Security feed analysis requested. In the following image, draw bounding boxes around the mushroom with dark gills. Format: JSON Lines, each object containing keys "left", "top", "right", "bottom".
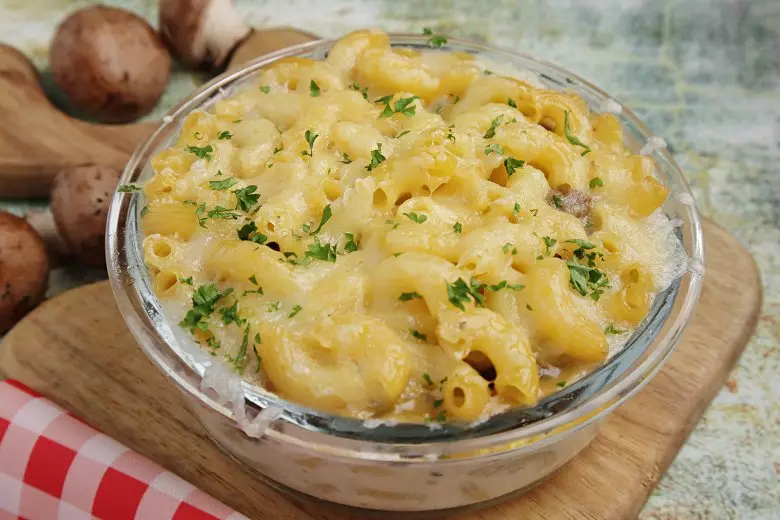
{"left": 0, "top": 211, "right": 49, "bottom": 333}
{"left": 49, "top": 5, "right": 171, "bottom": 123}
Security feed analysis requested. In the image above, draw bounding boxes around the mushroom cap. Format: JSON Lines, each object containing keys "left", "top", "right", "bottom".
{"left": 51, "top": 165, "right": 121, "bottom": 268}
{"left": 159, "top": 0, "right": 251, "bottom": 70}
{"left": 50, "top": 5, "right": 171, "bottom": 123}
{"left": 0, "top": 211, "right": 49, "bottom": 333}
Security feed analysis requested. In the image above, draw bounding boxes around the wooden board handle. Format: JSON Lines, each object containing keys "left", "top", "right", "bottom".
{"left": 0, "top": 28, "right": 317, "bottom": 198}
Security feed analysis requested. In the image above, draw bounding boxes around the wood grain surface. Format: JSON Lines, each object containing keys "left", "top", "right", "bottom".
{"left": 0, "top": 220, "right": 761, "bottom": 520}
{"left": 0, "top": 29, "right": 317, "bottom": 198}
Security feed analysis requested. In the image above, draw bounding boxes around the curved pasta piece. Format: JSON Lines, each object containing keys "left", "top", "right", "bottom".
{"left": 204, "top": 239, "right": 300, "bottom": 295}
{"left": 261, "top": 313, "right": 410, "bottom": 415}
{"left": 524, "top": 258, "right": 608, "bottom": 363}
{"left": 437, "top": 307, "right": 540, "bottom": 406}
{"left": 326, "top": 29, "right": 390, "bottom": 73}
{"left": 354, "top": 47, "right": 440, "bottom": 101}
{"left": 451, "top": 76, "right": 540, "bottom": 122}
{"left": 442, "top": 362, "right": 490, "bottom": 422}
{"left": 141, "top": 202, "right": 198, "bottom": 239}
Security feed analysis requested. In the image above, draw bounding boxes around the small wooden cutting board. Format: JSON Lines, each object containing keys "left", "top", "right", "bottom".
{"left": 0, "top": 220, "right": 761, "bottom": 519}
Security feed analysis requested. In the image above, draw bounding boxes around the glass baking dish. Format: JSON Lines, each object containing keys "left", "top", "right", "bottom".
{"left": 106, "top": 34, "right": 704, "bottom": 514}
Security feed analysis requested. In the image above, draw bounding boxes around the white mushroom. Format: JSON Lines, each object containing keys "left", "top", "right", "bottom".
{"left": 50, "top": 5, "right": 171, "bottom": 123}
{"left": 159, "top": 0, "right": 252, "bottom": 70}
{"left": 0, "top": 211, "right": 49, "bottom": 333}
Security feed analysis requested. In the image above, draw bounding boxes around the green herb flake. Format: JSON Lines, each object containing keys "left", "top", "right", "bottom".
{"left": 184, "top": 144, "right": 214, "bottom": 160}
{"left": 423, "top": 373, "right": 434, "bottom": 386}
{"left": 590, "top": 177, "right": 604, "bottom": 189}
{"left": 117, "top": 184, "right": 142, "bottom": 193}
{"left": 140, "top": 205, "right": 150, "bottom": 217}
{"left": 233, "top": 185, "right": 261, "bottom": 212}
{"left": 410, "top": 329, "right": 427, "bottom": 341}
{"left": 209, "top": 177, "right": 238, "bottom": 190}
{"left": 249, "top": 275, "right": 259, "bottom": 286}
{"left": 552, "top": 194, "right": 564, "bottom": 209}
{"left": 259, "top": 85, "right": 271, "bottom": 93}
{"left": 433, "top": 399, "right": 444, "bottom": 408}
{"left": 349, "top": 81, "right": 368, "bottom": 99}
{"left": 366, "top": 143, "right": 386, "bottom": 171}
{"left": 266, "top": 301, "right": 281, "bottom": 312}
{"left": 344, "top": 232, "right": 358, "bottom": 253}
{"left": 542, "top": 236, "right": 557, "bottom": 255}
{"left": 566, "top": 260, "right": 610, "bottom": 301}
{"left": 507, "top": 98, "right": 517, "bottom": 108}
{"left": 513, "top": 202, "right": 522, "bottom": 215}
{"left": 304, "top": 237, "right": 337, "bottom": 263}
{"left": 502, "top": 242, "right": 514, "bottom": 254}
{"left": 483, "top": 115, "right": 504, "bottom": 139}
{"left": 310, "top": 205, "right": 332, "bottom": 234}
{"left": 504, "top": 157, "right": 525, "bottom": 176}
{"left": 217, "top": 130, "right": 233, "bottom": 140}
{"left": 604, "top": 324, "right": 626, "bottom": 335}
{"left": 563, "top": 110, "right": 592, "bottom": 156}
{"left": 446, "top": 277, "right": 486, "bottom": 310}
{"left": 288, "top": 305, "right": 303, "bottom": 318}
{"left": 396, "top": 130, "right": 411, "bottom": 138}
{"left": 309, "top": 80, "right": 321, "bottom": 97}
{"left": 556, "top": 380, "right": 567, "bottom": 388}
{"left": 301, "top": 129, "right": 319, "bottom": 157}
{"left": 179, "top": 276, "right": 193, "bottom": 285}
{"left": 486, "top": 280, "right": 525, "bottom": 292}
{"left": 207, "top": 206, "right": 242, "bottom": 221}
{"left": 179, "top": 284, "right": 233, "bottom": 333}
{"left": 530, "top": 208, "right": 539, "bottom": 217}
{"left": 237, "top": 221, "right": 268, "bottom": 244}
{"left": 233, "top": 325, "right": 251, "bottom": 371}
{"left": 399, "top": 292, "right": 423, "bottom": 302}
{"left": 340, "top": 152, "right": 352, "bottom": 164}
{"left": 403, "top": 212, "right": 427, "bottom": 224}
{"left": 422, "top": 28, "right": 447, "bottom": 48}
{"left": 220, "top": 301, "right": 246, "bottom": 326}
{"left": 453, "top": 222, "right": 462, "bottom": 234}
{"left": 484, "top": 143, "right": 504, "bottom": 156}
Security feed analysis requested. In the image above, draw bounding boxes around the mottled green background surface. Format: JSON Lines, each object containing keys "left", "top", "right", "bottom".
{"left": 1, "top": 0, "right": 778, "bottom": 518}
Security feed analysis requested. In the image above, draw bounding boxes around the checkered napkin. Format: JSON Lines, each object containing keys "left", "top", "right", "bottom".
{"left": 0, "top": 380, "right": 248, "bottom": 520}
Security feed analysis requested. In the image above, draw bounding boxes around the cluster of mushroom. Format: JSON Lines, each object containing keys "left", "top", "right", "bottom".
{"left": 0, "top": 0, "right": 259, "bottom": 333}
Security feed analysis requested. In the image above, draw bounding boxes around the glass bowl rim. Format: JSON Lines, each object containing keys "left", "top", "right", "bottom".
{"left": 107, "top": 33, "right": 704, "bottom": 457}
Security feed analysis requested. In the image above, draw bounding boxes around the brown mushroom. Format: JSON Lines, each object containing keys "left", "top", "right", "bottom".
{"left": 0, "top": 211, "right": 49, "bottom": 333}
{"left": 27, "top": 165, "right": 121, "bottom": 268}
{"left": 50, "top": 5, "right": 171, "bottom": 123}
{"left": 159, "top": 0, "right": 252, "bottom": 71}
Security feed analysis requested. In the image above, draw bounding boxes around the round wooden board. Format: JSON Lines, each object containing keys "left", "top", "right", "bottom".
{"left": 0, "top": 220, "right": 762, "bottom": 520}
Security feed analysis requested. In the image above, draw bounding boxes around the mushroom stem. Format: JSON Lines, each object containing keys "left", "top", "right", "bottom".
{"left": 159, "top": 0, "right": 252, "bottom": 71}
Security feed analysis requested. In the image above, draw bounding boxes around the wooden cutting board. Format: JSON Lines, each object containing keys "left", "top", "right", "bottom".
{"left": 0, "top": 28, "right": 316, "bottom": 198}
{"left": 0, "top": 220, "right": 761, "bottom": 519}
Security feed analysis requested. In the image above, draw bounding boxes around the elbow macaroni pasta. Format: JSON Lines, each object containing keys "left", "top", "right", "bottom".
{"left": 138, "top": 30, "right": 682, "bottom": 424}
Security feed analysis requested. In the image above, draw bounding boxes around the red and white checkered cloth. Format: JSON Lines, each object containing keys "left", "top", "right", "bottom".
{"left": 0, "top": 380, "right": 248, "bottom": 520}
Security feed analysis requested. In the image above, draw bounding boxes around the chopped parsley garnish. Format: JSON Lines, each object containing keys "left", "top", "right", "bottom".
{"left": 502, "top": 242, "right": 514, "bottom": 254}
{"left": 452, "top": 95, "right": 460, "bottom": 104}
{"left": 266, "top": 301, "right": 281, "bottom": 312}
{"left": 434, "top": 410, "right": 447, "bottom": 422}
{"left": 207, "top": 206, "right": 241, "bottom": 221}
{"left": 422, "top": 373, "right": 434, "bottom": 386}
{"left": 552, "top": 194, "right": 564, "bottom": 209}
{"left": 303, "top": 237, "right": 337, "bottom": 263}
{"left": 301, "top": 129, "right": 318, "bottom": 157}
{"left": 422, "top": 28, "right": 447, "bottom": 48}
{"left": 507, "top": 98, "right": 517, "bottom": 108}
{"left": 563, "top": 110, "right": 591, "bottom": 156}
{"left": 249, "top": 275, "right": 259, "bottom": 286}
{"left": 567, "top": 260, "right": 609, "bottom": 300}
{"left": 399, "top": 292, "right": 423, "bottom": 301}
{"left": 366, "top": 143, "right": 386, "bottom": 171}
{"left": 344, "top": 232, "right": 358, "bottom": 253}
{"left": 605, "top": 324, "right": 626, "bottom": 335}
{"left": 513, "top": 202, "right": 522, "bottom": 215}
{"left": 217, "top": 130, "right": 233, "bottom": 140}
{"left": 556, "top": 381, "right": 567, "bottom": 388}
{"left": 566, "top": 239, "right": 602, "bottom": 266}
{"left": 542, "top": 236, "right": 557, "bottom": 255}
{"left": 446, "top": 277, "right": 484, "bottom": 310}
{"left": 220, "top": 300, "right": 246, "bottom": 326}
{"left": 377, "top": 95, "right": 419, "bottom": 118}
{"left": 504, "top": 157, "right": 525, "bottom": 176}
{"left": 433, "top": 398, "right": 444, "bottom": 408}
{"left": 237, "top": 221, "right": 267, "bottom": 244}
{"left": 486, "top": 280, "right": 524, "bottom": 292}
{"left": 184, "top": 144, "right": 213, "bottom": 160}
{"left": 209, "top": 177, "right": 238, "bottom": 190}
{"left": 410, "top": 329, "right": 427, "bottom": 341}
{"left": 179, "top": 284, "right": 233, "bottom": 333}
{"left": 309, "top": 80, "right": 321, "bottom": 97}
{"left": 288, "top": 305, "right": 303, "bottom": 318}
{"left": 445, "top": 128, "right": 456, "bottom": 142}
{"left": 117, "top": 184, "right": 142, "bottom": 192}
{"left": 590, "top": 177, "right": 604, "bottom": 188}
{"left": 484, "top": 144, "right": 504, "bottom": 156}
{"left": 453, "top": 222, "right": 462, "bottom": 234}
{"left": 484, "top": 69, "right": 494, "bottom": 75}
{"left": 259, "top": 85, "right": 271, "bottom": 93}
{"left": 483, "top": 115, "right": 504, "bottom": 139}
{"left": 309, "top": 205, "right": 332, "bottom": 234}
{"left": 404, "top": 212, "right": 427, "bottom": 224}
{"left": 340, "top": 152, "right": 352, "bottom": 164}
{"left": 530, "top": 208, "right": 539, "bottom": 217}
{"left": 349, "top": 81, "right": 368, "bottom": 99}
{"left": 396, "top": 130, "right": 411, "bottom": 138}
{"left": 233, "top": 185, "right": 261, "bottom": 212}
{"left": 140, "top": 205, "right": 150, "bottom": 217}
{"left": 179, "top": 276, "right": 193, "bottom": 285}
{"left": 253, "top": 334, "right": 262, "bottom": 373}
{"left": 232, "top": 325, "right": 251, "bottom": 371}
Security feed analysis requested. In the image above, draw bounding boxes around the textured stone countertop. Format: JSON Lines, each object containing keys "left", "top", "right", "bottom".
{"left": 1, "top": 0, "right": 778, "bottom": 518}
